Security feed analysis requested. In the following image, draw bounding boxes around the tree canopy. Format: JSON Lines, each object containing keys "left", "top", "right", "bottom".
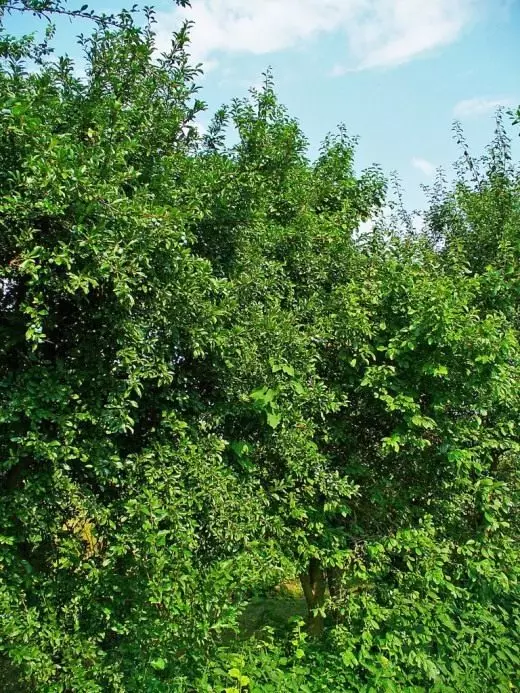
{"left": 0, "top": 3, "right": 519, "bottom": 691}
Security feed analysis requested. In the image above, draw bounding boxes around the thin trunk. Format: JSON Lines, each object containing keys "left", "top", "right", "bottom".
{"left": 299, "top": 558, "right": 326, "bottom": 636}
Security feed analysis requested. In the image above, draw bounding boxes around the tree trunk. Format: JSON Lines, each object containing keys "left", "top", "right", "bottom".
{"left": 300, "top": 557, "right": 326, "bottom": 636}
{"left": 327, "top": 567, "right": 344, "bottom": 624}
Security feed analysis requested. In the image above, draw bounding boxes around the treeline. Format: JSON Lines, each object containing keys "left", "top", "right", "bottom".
{"left": 0, "top": 2, "right": 519, "bottom": 691}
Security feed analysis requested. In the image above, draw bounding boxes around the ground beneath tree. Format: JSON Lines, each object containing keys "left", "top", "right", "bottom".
{"left": 239, "top": 580, "right": 307, "bottom": 639}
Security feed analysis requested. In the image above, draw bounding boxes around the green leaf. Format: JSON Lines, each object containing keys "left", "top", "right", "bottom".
{"left": 150, "top": 658, "right": 167, "bottom": 671}
{"left": 266, "top": 411, "right": 281, "bottom": 429}
{"left": 250, "top": 387, "right": 276, "bottom": 406}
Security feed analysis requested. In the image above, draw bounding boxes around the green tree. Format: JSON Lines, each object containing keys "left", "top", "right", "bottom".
{"left": 0, "top": 5, "right": 281, "bottom": 689}
{"left": 1, "top": 3, "right": 519, "bottom": 691}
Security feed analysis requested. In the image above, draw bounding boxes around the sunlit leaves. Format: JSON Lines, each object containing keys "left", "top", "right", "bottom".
{"left": 0, "top": 2, "right": 519, "bottom": 690}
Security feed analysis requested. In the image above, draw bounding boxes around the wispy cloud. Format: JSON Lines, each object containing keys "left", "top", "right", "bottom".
{"left": 453, "top": 96, "right": 516, "bottom": 118}
{"left": 329, "top": 63, "right": 350, "bottom": 78}
{"left": 412, "top": 157, "right": 436, "bottom": 177}
{"left": 156, "top": 0, "right": 492, "bottom": 72}
{"left": 346, "top": 0, "right": 477, "bottom": 71}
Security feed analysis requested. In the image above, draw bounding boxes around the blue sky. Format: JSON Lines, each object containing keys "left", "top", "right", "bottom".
{"left": 6, "top": 0, "right": 520, "bottom": 209}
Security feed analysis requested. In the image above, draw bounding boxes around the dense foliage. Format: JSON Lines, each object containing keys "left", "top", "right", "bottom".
{"left": 1, "top": 3, "right": 519, "bottom": 691}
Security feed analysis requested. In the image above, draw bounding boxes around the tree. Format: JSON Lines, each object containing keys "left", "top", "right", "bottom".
{"left": 0, "top": 6, "right": 281, "bottom": 689}
{"left": 1, "top": 2, "right": 519, "bottom": 690}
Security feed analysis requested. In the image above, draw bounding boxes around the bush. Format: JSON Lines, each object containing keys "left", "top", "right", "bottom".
{"left": 0, "top": 2, "right": 518, "bottom": 690}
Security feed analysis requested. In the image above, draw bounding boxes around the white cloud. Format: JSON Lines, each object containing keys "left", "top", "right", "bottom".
{"left": 412, "top": 157, "right": 435, "bottom": 177}
{"left": 193, "top": 119, "right": 207, "bottom": 135}
{"left": 182, "top": 120, "right": 207, "bottom": 137}
{"left": 355, "top": 218, "right": 376, "bottom": 238}
{"left": 345, "top": 0, "right": 477, "bottom": 71}
{"left": 156, "top": 0, "right": 488, "bottom": 72}
{"left": 329, "top": 63, "right": 352, "bottom": 77}
{"left": 453, "top": 96, "right": 516, "bottom": 118}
